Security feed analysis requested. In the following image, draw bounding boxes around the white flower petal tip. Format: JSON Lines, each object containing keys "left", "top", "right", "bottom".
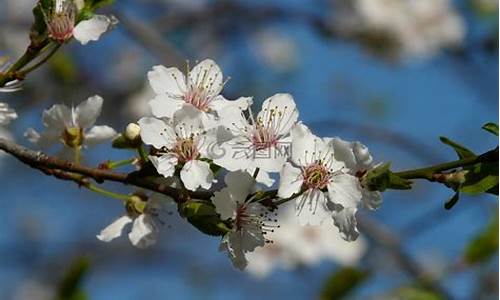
{"left": 73, "top": 15, "right": 116, "bottom": 45}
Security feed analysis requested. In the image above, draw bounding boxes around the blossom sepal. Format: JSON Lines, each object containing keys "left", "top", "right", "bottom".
{"left": 362, "top": 163, "right": 412, "bottom": 192}
{"left": 181, "top": 200, "right": 231, "bottom": 236}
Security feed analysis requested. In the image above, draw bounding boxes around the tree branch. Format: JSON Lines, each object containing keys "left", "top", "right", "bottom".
{"left": 0, "top": 138, "right": 212, "bottom": 202}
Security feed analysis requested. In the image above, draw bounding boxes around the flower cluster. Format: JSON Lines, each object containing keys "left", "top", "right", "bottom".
{"left": 18, "top": 59, "right": 382, "bottom": 271}
{"left": 130, "top": 59, "right": 382, "bottom": 269}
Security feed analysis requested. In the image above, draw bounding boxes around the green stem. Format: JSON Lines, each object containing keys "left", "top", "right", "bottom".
{"left": 107, "top": 158, "right": 136, "bottom": 169}
{"left": 19, "top": 43, "right": 61, "bottom": 76}
{"left": 394, "top": 153, "right": 490, "bottom": 180}
{"left": 85, "top": 184, "right": 131, "bottom": 201}
{"left": 0, "top": 41, "right": 50, "bottom": 86}
{"left": 74, "top": 146, "right": 81, "bottom": 164}
{"left": 137, "top": 146, "right": 149, "bottom": 162}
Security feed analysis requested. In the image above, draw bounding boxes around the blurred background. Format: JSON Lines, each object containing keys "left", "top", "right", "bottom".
{"left": 0, "top": 0, "right": 498, "bottom": 299}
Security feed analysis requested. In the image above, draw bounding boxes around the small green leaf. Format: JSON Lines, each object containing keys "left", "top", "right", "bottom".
{"left": 55, "top": 257, "right": 90, "bottom": 300}
{"left": 464, "top": 213, "right": 499, "bottom": 264}
{"left": 182, "top": 200, "right": 230, "bottom": 236}
{"left": 444, "top": 191, "right": 460, "bottom": 210}
{"left": 319, "top": 267, "right": 369, "bottom": 300}
{"left": 459, "top": 162, "right": 499, "bottom": 195}
{"left": 439, "top": 136, "right": 476, "bottom": 159}
{"left": 482, "top": 122, "right": 499, "bottom": 136}
{"left": 363, "top": 163, "right": 412, "bottom": 192}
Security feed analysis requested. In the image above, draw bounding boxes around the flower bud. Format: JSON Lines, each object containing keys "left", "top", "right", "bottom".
{"left": 126, "top": 195, "right": 147, "bottom": 216}
{"left": 62, "top": 126, "right": 83, "bottom": 148}
{"left": 124, "top": 123, "right": 141, "bottom": 143}
{"left": 46, "top": 0, "right": 77, "bottom": 44}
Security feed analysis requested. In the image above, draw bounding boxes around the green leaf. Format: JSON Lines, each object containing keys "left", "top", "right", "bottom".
{"left": 459, "top": 162, "right": 499, "bottom": 195}
{"left": 482, "top": 122, "right": 499, "bottom": 136}
{"left": 363, "top": 163, "right": 412, "bottom": 192}
{"left": 55, "top": 257, "right": 90, "bottom": 300}
{"left": 439, "top": 136, "right": 476, "bottom": 159}
{"left": 444, "top": 192, "right": 460, "bottom": 210}
{"left": 395, "top": 287, "right": 444, "bottom": 300}
{"left": 319, "top": 267, "right": 369, "bottom": 300}
{"left": 464, "top": 213, "right": 499, "bottom": 264}
{"left": 182, "top": 200, "right": 231, "bottom": 236}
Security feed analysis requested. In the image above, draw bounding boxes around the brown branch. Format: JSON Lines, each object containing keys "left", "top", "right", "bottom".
{"left": 0, "top": 138, "right": 212, "bottom": 202}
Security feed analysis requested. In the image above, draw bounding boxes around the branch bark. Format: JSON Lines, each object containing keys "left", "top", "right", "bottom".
{"left": 0, "top": 138, "right": 212, "bottom": 202}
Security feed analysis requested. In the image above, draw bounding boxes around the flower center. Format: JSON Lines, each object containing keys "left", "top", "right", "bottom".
{"left": 173, "top": 138, "right": 199, "bottom": 163}
{"left": 251, "top": 124, "right": 277, "bottom": 151}
{"left": 61, "top": 126, "right": 83, "bottom": 148}
{"left": 234, "top": 203, "right": 279, "bottom": 243}
{"left": 183, "top": 88, "right": 210, "bottom": 111}
{"left": 47, "top": 2, "right": 76, "bottom": 44}
{"left": 303, "top": 163, "right": 331, "bottom": 190}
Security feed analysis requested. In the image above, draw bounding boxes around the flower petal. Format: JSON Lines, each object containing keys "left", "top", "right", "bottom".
{"left": 149, "top": 94, "right": 185, "bottom": 119}
{"left": 150, "top": 153, "right": 178, "bottom": 178}
{"left": 128, "top": 214, "right": 157, "bottom": 248}
{"left": 180, "top": 160, "right": 214, "bottom": 191}
{"left": 332, "top": 207, "right": 359, "bottom": 241}
{"left": 220, "top": 232, "right": 249, "bottom": 270}
{"left": 212, "top": 189, "right": 238, "bottom": 220}
{"left": 362, "top": 190, "right": 382, "bottom": 210}
{"left": 84, "top": 125, "right": 117, "bottom": 147}
{"left": 74, "top": 95, "right": 103, "bottom": 129}
{"left": 173, "top": 104, "right": 204, "bottom": 137}
{"left": 327, "top": 173, "right": 362, "bottom": 209}
{"left": 138, "top": 117, "right": 175, "bottom": 149}
{"left": 188, "top": 59, "right": 223, "bottom": 97}
{"left": 73, "top": 15, "right": 113, "bottom": 45}
{"left": 295, "top": 189, "right": 330, "bottom": 226}
{"left": 96, "top": 215, "right": 133, "bottom": 242}
{"left": 224, "top": 171, "right": 255, "bottom": 201}
{"left": 329, "top": 137, "right": 357, "bottom": 170}
{"left": 147, "top": 65, "right": 186, "bottom": 95}
{"left": 257, "top": 93, "right": 298, "bottom": 136}
{"left": 278, "top": 162, "right": 303, "bottom": 198}
{"left": 42, "top": 103, "right": 72, "bottom": 130}
{"left": 290, "top": 123, "right": 323, "bottom": 167}
{"left": 209, "top": 95, "right": 252, "bottom": 113}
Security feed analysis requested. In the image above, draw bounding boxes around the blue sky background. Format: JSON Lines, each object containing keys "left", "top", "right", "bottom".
{"left": 0, "top": 0, "right": 498, "bottom": 299}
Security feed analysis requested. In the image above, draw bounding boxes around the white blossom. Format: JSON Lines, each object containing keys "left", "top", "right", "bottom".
{"left": 46, "top": 0, "right": 116, "bottom": 45}
{"left": 213, "top": 93, "right": 299, "bottom": 186}
{"left": 278, "top": 123, "right": 362, "bottom": 236}
{"left": 0, "top": 102, "right": 17, "bottom": 126}
{"left": 147, "top": 59, "right": 251, "bottom": 128}
{"left": 212, "top": 171, "right": 277, "bottom": 270}
{"left": 25, "top": 95, "right": 117, "bottom": 150}
{"left": 332, "top": 0, "right": 465, "bottom": 59}
{"left": 246, "top": 204, "right": 367, "bottom": 278}
{"left": 97, "top": 194, "right": 173, "bottom": 249}
{"left": 139, "top": 105, "right": 218, "bottom": 191}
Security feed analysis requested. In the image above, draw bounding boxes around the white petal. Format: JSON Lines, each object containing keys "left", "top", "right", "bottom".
{"left": 149, "top": 94, "right": 185, "bottom": 119}
{"left": 216, "top": 105, "right": 251, "bottom": 136}
{"left": 74, "top": 95, "right": 103, "bottom": 129}
{"left": 73, "top": 15, "right": 112, "bottom": 45}
{"left": 24, "top": 128, "right": 41, "bottom": 144}
{"left": 278, "top": 162, "right": 303, "bottom": 198}
{"left": 212, "top": 189, "right": 238, "bottom": 220}
{"left": 128, "top": 214, "right": 157, "bottom": 248}
{"left": 209, "top": 95, "right": 252, "bottom": 113}
{"left": 330, "top": 137, "right": 357, "bottom": 171}
{"left": 212, "top": 137, "right": 253, "bottom": 171}
{"left": 295, "top": 189, "right": 330, "bottom": 226}
{"left": 42, "top": 103, "right": 72, "bottom": 130}
{"left": 290, "top": 123, "right": 323, "bottom": 166}
{"left": 188, "top": 59, "right": 223, "bottom": 97}
{"left": 327, "top": 173, "right": 362, "bottom": 209}
{"left": 180, "top": 160, "right": 214, "bottom": 191}
{"left": 173, "top": 104, "right": 204, "bottom": 137}
{"left": 96, "top": 215, "right": 133, "bottom": 242}
{"left": 251, "top": 144, "right": 288, "bottom": 172}
{"left": 150, "top": 153, "right": 178, "bottom": 178}
{"left": 84, "top": 125, "right": 117, "bottom": 146}
{"left": 138, "top": 117, "right": 175, "bottom": 149}
{"left": 332, "top": 207, "right": 359, "bottom": 241}
{"left": 362, "top": 190, "right": 382, "bottom": 210}
{"left": 257, "top": 93, "right": 298, "bottom": 136}
{"left": 251, "top": 168, "right": 275, "bottom": 187}
{"left": 221, "top": 232, "right": 248, "bottom": 270}
{"left": 147, "top": 65, "right": 186, "bottom": 95}
{"left": 224, "top": 171, "right": 255, "bottom": 202}
{"left": 352, "top": 141, "right": 374, "bottom": 170}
